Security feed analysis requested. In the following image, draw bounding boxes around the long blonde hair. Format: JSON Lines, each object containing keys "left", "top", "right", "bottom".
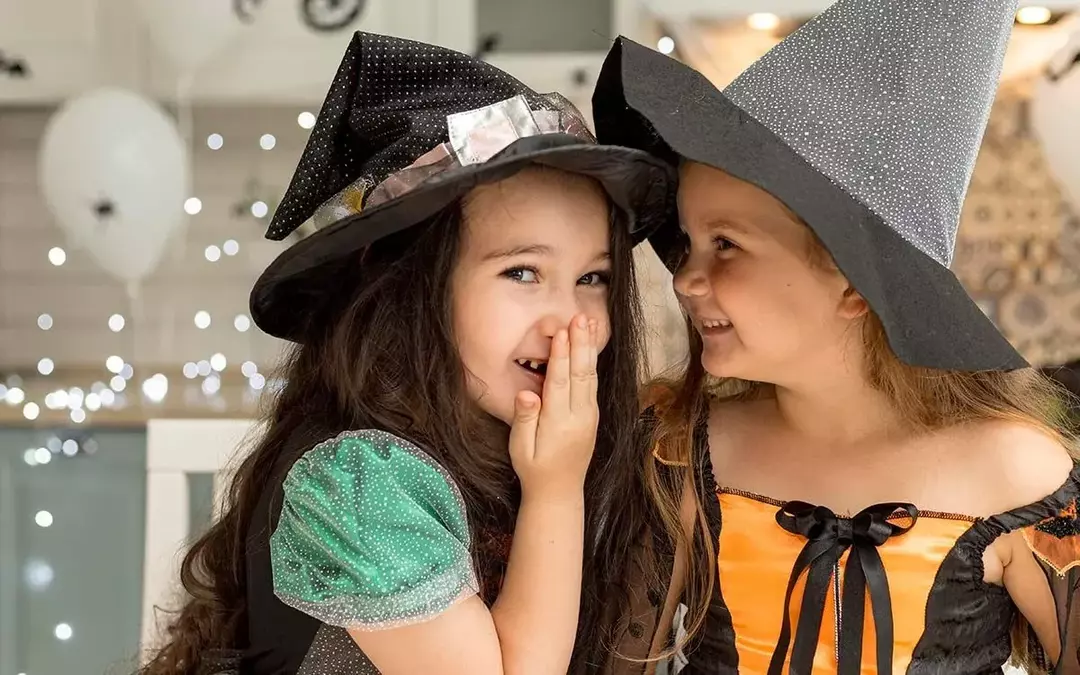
{"left": 643, "top": 236, "right": 1079, "bottom": 666}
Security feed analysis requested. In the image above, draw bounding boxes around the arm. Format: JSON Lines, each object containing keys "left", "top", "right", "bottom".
{"left": 277, "top": 318, "right": 598, "bottom": 675}
{"left": 490, "top": 492, "right": 585, "bottom": 673}
{"left": 1002, "top": 530, "right": 1061, "bottom": 666}
{"left": 348, "top": 492, "right": 585, "bottom": 675}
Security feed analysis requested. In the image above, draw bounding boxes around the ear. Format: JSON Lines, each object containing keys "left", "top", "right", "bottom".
{"left": 838, "top": 286, "right": 869, "bottom": 320}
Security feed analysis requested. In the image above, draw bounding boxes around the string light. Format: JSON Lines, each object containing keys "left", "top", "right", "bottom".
{"left": 184, "top": 197, "right": 203, "bottom": 215}
{"left": 210, "top": 353, "right": 227, "bottom": 372}
{"left": 298, "top": 111, "right": 316, "bottom": 129}
{"left": 260, "top": 133, "right": 277, "bottom": 150}
{"left": 37, "top": 358, "right": 55, "bottom": 376}
{"left": 1016, "top": 6, "right": 1052, "bottom": 24}
{"left": 35, "top": 510, "right": 53, "bottom": 527}
{"left": 223, "top": 239, "right": 240, "bottom": 256}
{"left": 141, "top": 373, "right": 169, "bottom": 403}
{"left": 241, "top": 361, "right": 258, "bottom": 377}
{"left": 205, "top": 245, "right": 222, "bottom": 262}
{"left": 34, "top": 447, "right": 51, "bottom": 464}
{"left": 71, "top": 409, "right": 86, "bottom": 424}
{"left": 5, "top": 387, "right": 25, "bottom": 405}
{"left": 54, "top": 623, "right": 73, "bottom": 641}
{"left": 106, "top": 356, "right": 125, "bottom": 374}
{"left": 38, "top": 313, "right": 53, "bottom": 330}
{"left": 23, "top": 402, "right": 40, "bottom": 420}
{"left": 207, "top": 133, "right": 224, "bottom": 150}
{"left": 251, "top": 201, "right": 269, "bottom": 218}
{"left": 110, "top": 376, "right": 126, "bottom": 392}
{"left": 234, "top": 314, "right": 251, "bottom": 332}
{"left": 202, "top": 374, "right": 222, "bottom": 396}
{"left": 748, "top": 12, "right": 781, "bottom": 31}
{"left": 183, "top": 362, "right": 199, "bottom": 379}
{"left": 24, "top": 559, "right": 55, "bottom": 590}
{"left": 108, "top": 314, "right": 125, "bottom": 332}
{"left": 48, "top": 247, "right": 66, "bottom": 266}
{"left": 657, "top": 36, "right": 675, "bottom": 54}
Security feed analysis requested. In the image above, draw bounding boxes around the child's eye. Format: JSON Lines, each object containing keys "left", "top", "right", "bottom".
{"left": 713, "top": 236, "right": 738, "bottom": 252}
{"left": 503, "top": 267, "right": 539, "bottom": 283}
{"left": 578, "top": 271, "right": 611, "bottom": 286}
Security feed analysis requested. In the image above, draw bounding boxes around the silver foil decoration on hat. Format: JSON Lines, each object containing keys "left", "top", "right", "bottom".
{"left": 723, "top": 0, "right": 1020, "bottom": 267}
{"left": 312, "top": 94, "right": 595, "bottom": 231}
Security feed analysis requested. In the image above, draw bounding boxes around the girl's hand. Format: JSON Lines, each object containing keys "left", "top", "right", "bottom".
{"left": 508, "top": 313, "right": 599, "bottom": 500}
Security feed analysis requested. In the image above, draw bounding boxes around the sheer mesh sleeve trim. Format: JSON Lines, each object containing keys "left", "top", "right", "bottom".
{"left": 1023, "top": 497, "right": 1080, "bottom": 577}
{"left": 270, "top": 429, "right": 479, "bottom": 631}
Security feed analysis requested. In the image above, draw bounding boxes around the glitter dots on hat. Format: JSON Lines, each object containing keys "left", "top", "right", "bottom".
{"left": 724, "top": 0, "right": 1020, "bottom": 267}
{"left": 265, "top": 31, "right": 558, "bottom": 241}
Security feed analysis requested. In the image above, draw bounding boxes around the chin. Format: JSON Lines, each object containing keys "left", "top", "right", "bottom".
{"left": 700, "top": 352, "right": 748, "bottom": 381}
{"left": 473, "top": 395, "right": 515, "bottom": 427}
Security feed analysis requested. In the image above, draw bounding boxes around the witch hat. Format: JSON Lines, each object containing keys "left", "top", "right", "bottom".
{"left": 594, "top": 0, "right": 1026, "bottom": 371}
{"left": 250, "top": 31, "right": 675, "bottom": 342}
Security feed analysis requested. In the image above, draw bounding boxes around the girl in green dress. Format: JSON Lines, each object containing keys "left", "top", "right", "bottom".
{"left": 137, "top": 32, "right": 675, "bottom": 675}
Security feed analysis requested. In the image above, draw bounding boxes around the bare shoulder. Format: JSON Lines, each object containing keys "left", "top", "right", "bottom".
{"left": 958, "top": 419, "right": 1075, "bottom": 514}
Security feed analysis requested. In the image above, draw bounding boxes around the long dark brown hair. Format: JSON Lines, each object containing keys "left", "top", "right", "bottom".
{"left": 138, "top": 175, "right": 651, "bottom": 674}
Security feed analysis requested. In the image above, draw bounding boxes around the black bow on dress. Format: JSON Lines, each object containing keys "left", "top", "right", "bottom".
{"left": 767, "top": 501, "right": 918, "bottom": 675}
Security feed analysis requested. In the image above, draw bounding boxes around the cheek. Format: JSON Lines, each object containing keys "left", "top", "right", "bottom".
{"left": 580, "top": 292, "right": 612, "bottom": 349}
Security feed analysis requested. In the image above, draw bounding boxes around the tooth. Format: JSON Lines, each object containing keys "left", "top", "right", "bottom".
{"left": 529, "top": 360, "right": 539, "bottom": 370}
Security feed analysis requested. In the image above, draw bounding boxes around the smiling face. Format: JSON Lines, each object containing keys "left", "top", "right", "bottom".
{"left": 450, "top": 167, "right": 613, "bottom": 425}
{"left": 673, "top": 161, "right": 867, "bottom": 386}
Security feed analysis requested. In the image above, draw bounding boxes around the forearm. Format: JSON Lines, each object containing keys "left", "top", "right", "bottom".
{"left": 1005, "top": 544, "right": 1061, "bottom": 665}
{"left": 491, "top": 491, "right": 585, "bottom": 675}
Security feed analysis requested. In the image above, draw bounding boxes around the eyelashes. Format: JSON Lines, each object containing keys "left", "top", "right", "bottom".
{"left": 500, "top": 267, "right": 611, "bottom": 286}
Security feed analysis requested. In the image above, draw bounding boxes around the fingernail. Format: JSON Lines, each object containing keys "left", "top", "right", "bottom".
{"left": 576, "top": 315, "right": 588, "bottom": 329}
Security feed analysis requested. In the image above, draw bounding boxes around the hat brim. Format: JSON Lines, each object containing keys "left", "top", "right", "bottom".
{"left": 593, "top": 37, "right": 1027, "bottom": 372}
{"left": 250, "top": 132, "right": 675, "bottom": 342}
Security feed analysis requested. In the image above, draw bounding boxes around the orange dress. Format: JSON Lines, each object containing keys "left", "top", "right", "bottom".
{"left": 674, "top": 425, "right": 1080, "bottom": 675}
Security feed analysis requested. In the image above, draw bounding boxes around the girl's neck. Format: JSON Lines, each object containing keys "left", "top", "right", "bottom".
{"left": 770, "top": 369, "right": 906, "bottom": 448}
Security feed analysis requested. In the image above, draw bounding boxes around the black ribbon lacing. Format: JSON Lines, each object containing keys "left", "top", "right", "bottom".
{"left": 767, "top": 501, "right": 919, "bottom": 675}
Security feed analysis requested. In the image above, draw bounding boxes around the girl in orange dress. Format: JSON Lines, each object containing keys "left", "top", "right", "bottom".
{"left": 592, "top": 0, "right": 1080, "bottom": 672}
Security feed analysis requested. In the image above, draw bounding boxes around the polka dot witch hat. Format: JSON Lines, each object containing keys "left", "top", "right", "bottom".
{"left": 250, "top": 31, "right": 675, "bottom": 342}
{"left": 593, "top": 0, "right": 1027, "bottom": 371}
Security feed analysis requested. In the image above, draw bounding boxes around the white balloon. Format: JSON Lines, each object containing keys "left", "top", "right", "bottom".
{"left": 38, "top": 88, "right": 190, "bottom": 285}
{"left": 136, "top": 0, "right": 246, "bottom": 74}
{"left": 1032, "top": 30, "right": 1080, "bottom": 213}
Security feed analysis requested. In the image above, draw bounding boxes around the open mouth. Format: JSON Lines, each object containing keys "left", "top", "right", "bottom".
{"left": 699, "top": 318, "right": 734, "bottom": 336}
{"left": 515, "top": 359, "right": 548, "bottom": 376}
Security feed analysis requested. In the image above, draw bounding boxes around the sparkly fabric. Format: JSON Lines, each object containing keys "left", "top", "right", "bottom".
{"left": 724, "top": 0, "right": 1019, "bottom": 267}
{"left": 592, "top": 5, "right": 1028, "bottom": 370}
{"left": 295, "top": 625, "right": 380, "bottom": 675}
{"left": 270, "top": 429, "right": 479, "bottom": 631}
{"left": 266, "top": 32, "right": 600, "bottom": 241}
{"left": 312, "top": 93, "right": 597, "bottom": 230}
{"left": 1023, "top": 497, "right": 1080, "bottom": 576}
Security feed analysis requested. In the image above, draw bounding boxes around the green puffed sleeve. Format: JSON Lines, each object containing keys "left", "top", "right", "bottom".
{"left": 270, "top": 429, "right": 479, "bottom": 630}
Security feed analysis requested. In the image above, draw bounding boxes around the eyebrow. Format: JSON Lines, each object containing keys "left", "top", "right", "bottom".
{"left": 703, "top": 217, "right": 755, "bottom": 236}
{"left": 482, "top": 244, "right": 609, "bottom": 263}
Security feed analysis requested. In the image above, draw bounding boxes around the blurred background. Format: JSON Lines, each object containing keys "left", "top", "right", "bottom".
{"left": 0, "top": 0, "right": 1078, "bottom": 673}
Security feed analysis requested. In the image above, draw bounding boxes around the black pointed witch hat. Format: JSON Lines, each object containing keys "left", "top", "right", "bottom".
{"left": 593, "top": 0, "right": 1026, "bottom": 371}
{"left": 250, "top": 31, "right": 676, "bottom": 342}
